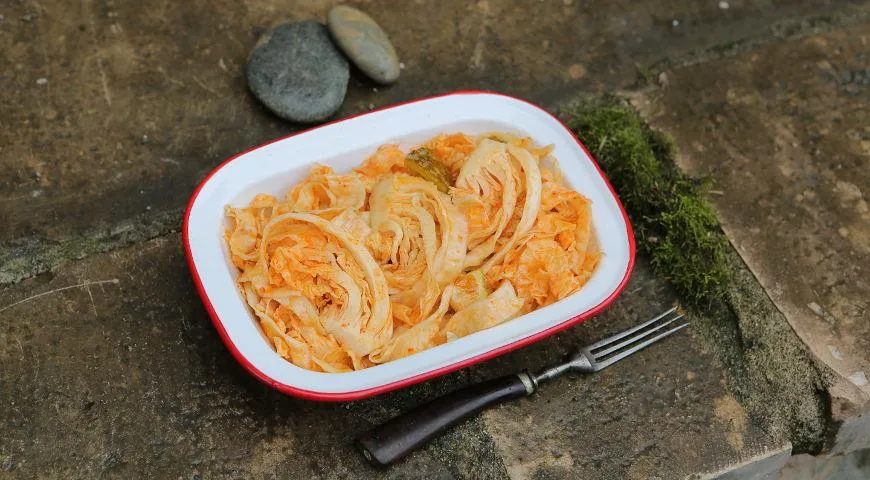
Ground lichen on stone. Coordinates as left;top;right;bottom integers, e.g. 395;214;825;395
565;96;730;309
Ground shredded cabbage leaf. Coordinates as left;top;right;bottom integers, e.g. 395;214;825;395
224;132;600;371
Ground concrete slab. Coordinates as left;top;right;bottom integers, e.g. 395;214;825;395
479;260;788;480
777;449;870;480
2;0;866;476
3;0;870;284
702;445;791;480
1;235;793;479
638;21;870;419
0;236;508;479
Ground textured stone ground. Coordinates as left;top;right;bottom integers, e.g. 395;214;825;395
2;0;869;478
1;238;783;479
638;21;870;420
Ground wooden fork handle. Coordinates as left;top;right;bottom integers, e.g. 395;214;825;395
355;372;534;467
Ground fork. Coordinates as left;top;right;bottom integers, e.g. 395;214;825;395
356;307;688;467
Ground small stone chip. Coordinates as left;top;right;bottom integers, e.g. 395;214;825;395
807;302;824;317
658;71;669;87
568;63;586;79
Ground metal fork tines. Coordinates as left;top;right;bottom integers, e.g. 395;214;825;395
534;306;688;383
585;306;688;369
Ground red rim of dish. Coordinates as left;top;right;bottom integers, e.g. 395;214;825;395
183;90;636;402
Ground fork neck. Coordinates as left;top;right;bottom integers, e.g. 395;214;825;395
533;354;592;385
534;363;572;385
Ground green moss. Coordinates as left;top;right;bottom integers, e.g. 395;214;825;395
565;97;730;309
564;96;830;454
633;62;655;88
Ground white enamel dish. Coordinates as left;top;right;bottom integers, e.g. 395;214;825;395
183;91;635;401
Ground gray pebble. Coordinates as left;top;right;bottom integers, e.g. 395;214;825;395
246;21;349;123
327;5;400;85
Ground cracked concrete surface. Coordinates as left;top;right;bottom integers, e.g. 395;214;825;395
3;0;869;284
2;0;869;478
0;236;787;479
638;21;870;420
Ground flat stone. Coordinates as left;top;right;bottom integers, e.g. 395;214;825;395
778;450;870;479
5;0;870;476
0;235;508;479
702;446;792;480
1;235;806;478
246;21;349;123
480;258;791;479
3;0;867;286
638;21;870;420
327;5;400;84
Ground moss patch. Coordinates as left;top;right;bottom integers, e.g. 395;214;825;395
563;96;831;454
565;97;729;309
